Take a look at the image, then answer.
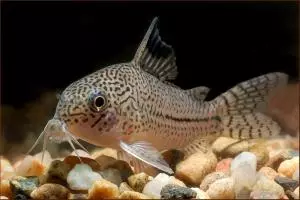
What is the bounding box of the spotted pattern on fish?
[31,17,288,174]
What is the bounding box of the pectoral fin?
[119,140,174,174]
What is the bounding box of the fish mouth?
[26,118,89,163]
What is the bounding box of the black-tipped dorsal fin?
[186,86,210,102]
[133,17,178,81]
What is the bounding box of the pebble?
[33,150,52,166]
[293,166,299,181]
[99,168,123,186]
[252,174,285,198]
[206,177,235,199]
[231,152,257,194]
[278,156,299,178]
[235,187,251,199]
[128,172,151,192]
[15,155,45,177]
[10,176,39,198]
[91,147,118,159]
[42,160,71,186]
[88,179,119,199]
[119,191,150,199]
[249,143,269,170]
[96,158,134,181]
[176,151,217,185]
[274,176,299,191]
[266,138,291,152]
[142,173,171,198]
[200,171,229,191]
[0,180,12,199]
[258,167,279,180]
[13,193,28,200]
[67,164,102,190]
[0,157,15,180]
[265,149,292,170]
[64,154,100,171]
[215,158,232,173]
[161,149,185,171]
[168,176,186,187]
[30,183,69,199]
[286,189,299,200]
[212,137,250,157]
[250,190,280,199]
[68,193,88,199]
[286,149,300,158]
[119,182,134,193]
[160,184,197,199]
[190,188,210,199]
[231,151,257,172]
[294,187,299,199]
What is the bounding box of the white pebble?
[190,188,210,199]
[67,164,102,190]
[231,152,257,172]
[231,152,257,194]
[142,173,170,199]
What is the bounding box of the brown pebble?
[119,182,134,193]
[91,148,118,159]
[249,143,269,170]
[258,167,279,180]
[286,189,298,200]
[206,177,235,199]
[119,191,150,199]
[30,183,69,199]
[0,180,12,199]
[127,173,150,192]
[87,179,119,199]
[176,151,217,185]
[200,171,229,191]
[212,137,250,158]
[265,150,292,170]
[68,193,88,199]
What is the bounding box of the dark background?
[2,1,299,106]
[0,1,299,156]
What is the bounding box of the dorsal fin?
[133,17,178,81]
[186,86,210,102]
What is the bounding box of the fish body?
[31,17,288,174]
[57,62,218,151]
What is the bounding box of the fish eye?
[93,95,106,111]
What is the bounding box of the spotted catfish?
[28,17,288,174]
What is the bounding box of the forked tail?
[214,72,289,139]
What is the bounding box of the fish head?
[53,64,141,147]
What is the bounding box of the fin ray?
[213,72,288,139]
[215,72,288,116]
[186,86,210,102]
[119,140,174,174]
[133,17,178,81]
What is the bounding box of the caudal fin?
[214,72,288,139]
